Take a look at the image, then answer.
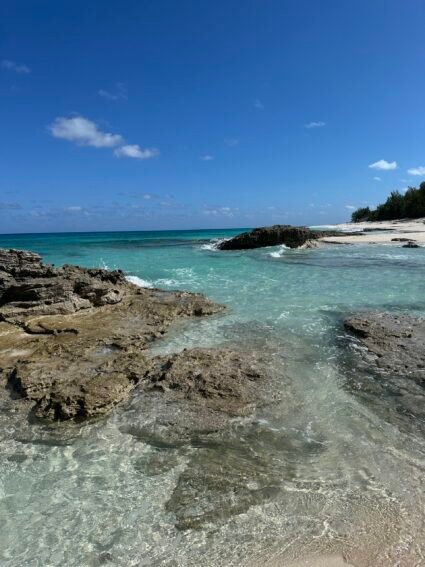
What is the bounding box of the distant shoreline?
[318,217,425,245]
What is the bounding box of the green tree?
[350,182,425,222]
[351,207,371,222]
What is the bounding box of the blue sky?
[1,0,425,233]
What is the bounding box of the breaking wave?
[126,275,154,288]
[200,238,228,251]
[268,244,289,258]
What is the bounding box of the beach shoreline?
[318,217,425,245]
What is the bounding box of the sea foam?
[126,275,154,288]
[268,244,289,258]
[200,238,228,251]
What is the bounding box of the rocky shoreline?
[0,246,423,432]
[218,222,425,249]
[0,248,273,423]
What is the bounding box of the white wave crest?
[268,244,289,258]
[126,275,154,288]
[200,238,228,251]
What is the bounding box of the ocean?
[0,229,424,566]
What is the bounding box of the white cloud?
[373,176,382,181]
[368,159,397,171]
[63,206,90,216]
[254,99,264,109]
[225,138,239,147]
[1,59,31,74]
[114,145,159,159]
[345,205,356,210]
[64,206,83,212]
[0,202,22,210]
[49,116,123,148]
[200,155,214,161]
[98,82,127,101]
[305,121,326,129]
[202,206,238,217]
[407,166,425,176]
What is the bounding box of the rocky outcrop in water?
[217,225,343,250]
[343,312,425,418]
[0,248,275,424]
[0,248,136,319]
[141,348,265,415]
[344,312,425,381]
[0,248,227,420]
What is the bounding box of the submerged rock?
[217,224,343,250]
[344,312,425,382]
[343,312,425,418]
[0,248,224,420]
[120,346,281,453]
[140,347,267,415]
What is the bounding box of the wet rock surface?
[343,312,425,419]
[114,346,287,530]
[0,248,226,420]
[141,348,266,415]
[218,224,345,250]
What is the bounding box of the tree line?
[351,182,425,222]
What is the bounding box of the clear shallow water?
[0,229,425,566]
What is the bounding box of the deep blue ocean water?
[0,229,425,566]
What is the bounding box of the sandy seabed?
[248,554,354,567]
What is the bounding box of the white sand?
[284,556,353,567]
[249,554,354,567]
[319,218,425,245]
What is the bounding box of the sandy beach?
[319,218,425,245]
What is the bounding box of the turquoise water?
[0,229,425,566]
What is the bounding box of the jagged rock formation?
[0,248,227,420]
[217,225,343,250]
[0,248,135,319]
[0,248,274,424]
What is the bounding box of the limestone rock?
[0,248,136,319]
[0,248,224,421]
[344,312,425,382]
[343,312,425,419]
[140,347,266,415]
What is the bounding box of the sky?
[1,0,425,233]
